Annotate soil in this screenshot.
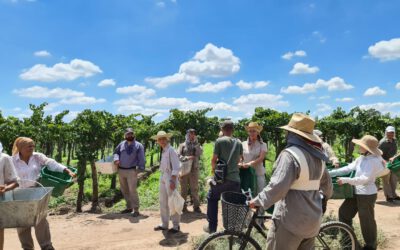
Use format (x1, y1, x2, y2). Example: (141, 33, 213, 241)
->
(4, 190, 400, 250)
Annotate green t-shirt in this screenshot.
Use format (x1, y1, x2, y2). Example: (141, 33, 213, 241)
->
(214, 136, 243, 183)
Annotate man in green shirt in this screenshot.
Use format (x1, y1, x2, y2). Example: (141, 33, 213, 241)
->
(205, 120, 243, 233)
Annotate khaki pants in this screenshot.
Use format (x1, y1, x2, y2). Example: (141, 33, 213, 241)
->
(339, 194, 377, 249)
(0, 228, 4, 250)
(159, 174, 180, 230)
(382, 171, 399, 199)
(180, 167, 200, 209)
(266, 219, 315, 250)
(118, 169, 139, 211)
(17, 217, 53, 250)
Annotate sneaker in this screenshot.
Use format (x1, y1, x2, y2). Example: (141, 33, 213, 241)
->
(120, 208, 133, 214)
(154, 225, 167, 231)
(168, 227, 180, 234)
(193, 207, 202, 213)
(131, 211, 140, 217)
(203, 225, 216, 234)
(386, 198, 395, 203)
(394, 196, 400, 201)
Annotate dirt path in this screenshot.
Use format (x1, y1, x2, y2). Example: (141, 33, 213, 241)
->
(4, 190, 400, 250)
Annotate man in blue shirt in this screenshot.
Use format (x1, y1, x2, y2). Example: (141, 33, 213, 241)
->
(114, 128, 145, 217)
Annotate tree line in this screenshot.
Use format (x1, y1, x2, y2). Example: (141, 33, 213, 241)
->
(0, 103, 399, 211)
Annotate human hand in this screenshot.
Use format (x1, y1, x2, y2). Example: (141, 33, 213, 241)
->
(248, 199, 258, 209)
(334, 162, 340, 168)
(169, 181, 176, 190)
(389, 157, 395, 163)
(0, 185, 5, 195)
(65, 169, 77, 178)
(188, 156, 195, 160)
(337, 178, 344, 186)
(114, 160, 120, 166)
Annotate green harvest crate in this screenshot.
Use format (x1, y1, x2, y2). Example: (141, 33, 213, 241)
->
(329, 164, 355, 199)
(239, 167, 257, 197)
(39, 166, 77, 197)
(387, 158, 400, 178)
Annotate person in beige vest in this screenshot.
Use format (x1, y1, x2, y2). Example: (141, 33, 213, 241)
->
(178, 129, 203, 213)
(249, 113, 333, 250)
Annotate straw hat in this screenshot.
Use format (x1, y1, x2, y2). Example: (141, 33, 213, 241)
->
(280, 113, 321, 143)
(151, 131, 173, 140)
(245, 122, 263, 133)
(352, 135, 382, 156)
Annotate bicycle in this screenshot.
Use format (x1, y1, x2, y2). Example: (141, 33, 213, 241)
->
(198, 191, 358, 250)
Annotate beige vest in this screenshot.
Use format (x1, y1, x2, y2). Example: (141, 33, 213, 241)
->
(285, 146, 324, 191)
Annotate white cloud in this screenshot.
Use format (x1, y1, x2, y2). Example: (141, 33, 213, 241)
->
(312, 31, 327, 43)
(368, 38, 400, 61)
(98, 79, 116, 87)
(59, 96, 106, 105)
(281, 77, 354, 94)
(186, 81, 232, 93)
(336, 97, 354, 102)
(13, 86, 84, 99)
(116, 84, 156, 99)
(396, 82, 400, 90)
(233, 93, 289, 108)
(359, 102, 400, 116)
(20, 59, 102, 82)
(363, 86, 386, 96)
(156, 1, 165, 7)
(43, 103, 60, 112)
(145, 43, 240, 88)
(236, 80, 270, 90)
(282, 50, 306, 60)
(316, 103, 332, 113)
(34, 50, 51, 57)
(289, 62, 319, 75)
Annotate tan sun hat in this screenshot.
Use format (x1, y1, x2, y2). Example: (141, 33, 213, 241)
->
(151, 131, 173, 140)
(280, 113, 321, 143)
(245, 122, 263, 133)
(352, 135, 383, 156)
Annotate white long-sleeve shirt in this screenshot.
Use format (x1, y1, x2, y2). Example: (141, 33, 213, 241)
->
(12, 152, 67, 188)
(159, 145, 180, 177)
(329, 154, 384, 195)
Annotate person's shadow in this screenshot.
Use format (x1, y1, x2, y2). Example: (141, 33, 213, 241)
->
(97, 213, 149, 224)
(376, 200, 400, 207)
(159, 230, 189, 247)
(180, 211, 207, 223)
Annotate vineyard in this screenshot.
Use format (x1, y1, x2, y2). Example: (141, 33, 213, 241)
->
(0, 102, 399, 214)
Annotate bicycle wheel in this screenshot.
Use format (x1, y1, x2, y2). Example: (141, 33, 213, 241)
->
(316, 221, 358, 250)
(198, 231, 262, 250)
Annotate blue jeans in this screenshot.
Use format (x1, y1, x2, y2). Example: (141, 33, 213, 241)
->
(207, 180, 240, 231)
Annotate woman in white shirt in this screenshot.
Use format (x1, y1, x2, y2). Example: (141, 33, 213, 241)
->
(12, 137, 76, 250)
(151, 131, 181, 234)
(329, 135, 384, 250)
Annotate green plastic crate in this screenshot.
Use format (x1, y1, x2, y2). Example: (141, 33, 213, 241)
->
(39, 166, 77, 197)
(239, 167, 257, 197)
(330, 165, 355, 199)
(387, 158, 400, 178)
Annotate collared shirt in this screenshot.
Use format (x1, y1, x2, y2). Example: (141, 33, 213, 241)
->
(253, 148, 333, 238)
(177, 141, 203, 170)
(329, 154, 384, 195)
(0, 153, 18, 185)
(159, 145, 180, 176)
(322, 142, 339, 164)
(379, 138, 398, 161)
(12, 152, 66, 188)
(242, 139, 267, 176)
(113, 140, 146, 170)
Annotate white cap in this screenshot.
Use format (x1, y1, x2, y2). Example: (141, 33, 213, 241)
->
(386, 126, 396, 133)
(313, 129, 323, 137)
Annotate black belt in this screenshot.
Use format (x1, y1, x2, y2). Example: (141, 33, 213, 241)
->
(119, 166, 137, 170)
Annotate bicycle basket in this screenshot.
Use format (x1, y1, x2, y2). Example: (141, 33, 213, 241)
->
(221, 192, 251, 232)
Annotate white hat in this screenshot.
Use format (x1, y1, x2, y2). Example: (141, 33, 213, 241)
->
(386, 126, 395, 133)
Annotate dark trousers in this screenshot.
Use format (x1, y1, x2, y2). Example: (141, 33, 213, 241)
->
(207, 180, 240, 231)
(339, 194, 377, 250)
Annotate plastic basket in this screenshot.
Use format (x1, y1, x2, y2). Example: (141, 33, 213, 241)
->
(39, 166, 77, 197)
(330, 168, 355, 199)
(0, 187, 53, 228)
(387, 159, 400, 178)
(221, 192, 251, 232)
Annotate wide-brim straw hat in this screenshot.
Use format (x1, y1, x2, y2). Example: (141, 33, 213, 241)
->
(352, 135, 382, 156)
(280, 113, 321, 143)
(151, 131, 173, 140)
(245, 122, 263, 133)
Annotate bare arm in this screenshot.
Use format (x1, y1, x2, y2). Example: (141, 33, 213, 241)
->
(211, 154, 218, 174)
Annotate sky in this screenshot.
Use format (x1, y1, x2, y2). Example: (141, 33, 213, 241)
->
(1, 0, 400, 122)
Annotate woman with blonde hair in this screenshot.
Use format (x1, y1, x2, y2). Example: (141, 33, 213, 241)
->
(151, 131, 181, 234)
(330, 135, 384, 250)
(12, 137, 76, 250)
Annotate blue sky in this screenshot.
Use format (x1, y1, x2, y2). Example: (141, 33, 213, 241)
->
(1, 0, 400, 121)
